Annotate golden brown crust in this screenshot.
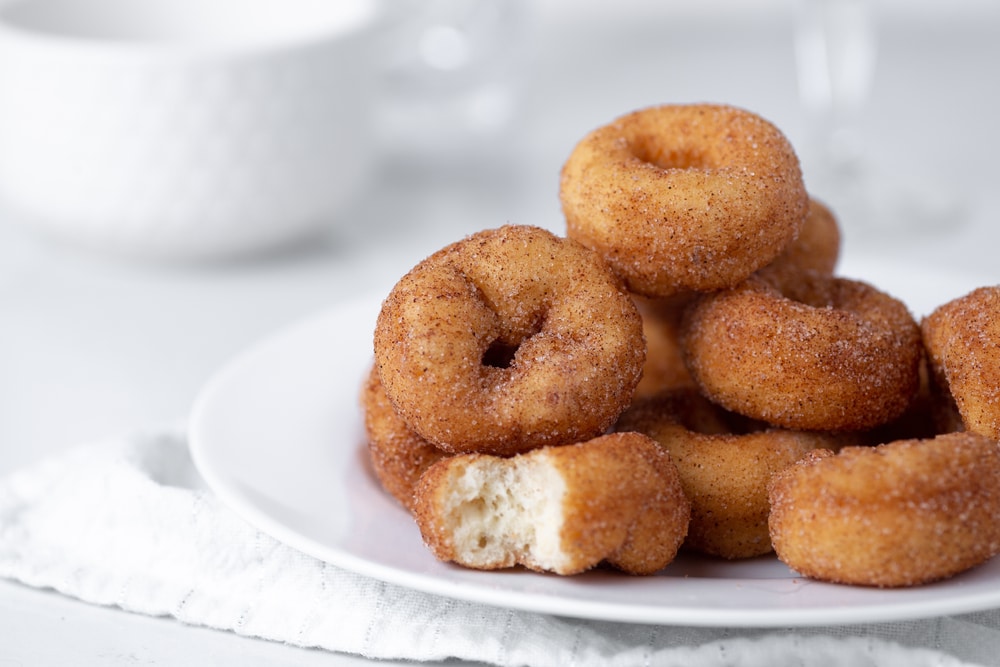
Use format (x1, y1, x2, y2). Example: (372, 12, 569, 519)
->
(858, 355, 955, 446)
(616, 388, 840, 559)
(768, 433, 1000, 587)
(360, 366, 448, 512)
(552, 432, 691, 574)
(412, 432, 690, 575)
(922, 286, 1000, 440)
(681, 272, 922, 431)
(373, 225, 645, 456)
(757, 197, 841, 286)
(631, 293, 698, 399)
(560, 103, 808, 297)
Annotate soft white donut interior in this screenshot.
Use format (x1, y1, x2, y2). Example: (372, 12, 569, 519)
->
(443, 453, 568, 572)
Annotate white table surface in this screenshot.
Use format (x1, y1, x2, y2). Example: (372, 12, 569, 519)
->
(2, 5, 998, 664)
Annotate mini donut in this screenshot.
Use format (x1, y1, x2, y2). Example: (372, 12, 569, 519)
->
(922, 286, 1000, 440)
(632, 292, 697, 399)
(360, 366, 448, 513)
(859, 357, 953, 446)
(374, 225, 645, 456)
(757, 197, 840, 286)
(681, 272, 922, 431)
(412, 432, 691, 575)
(616, 387, 841, 559)
(768, 432, 1000, 587)
(560, 103, 808, 297)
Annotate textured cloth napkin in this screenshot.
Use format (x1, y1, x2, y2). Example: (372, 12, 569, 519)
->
(0, 428, 996, 666)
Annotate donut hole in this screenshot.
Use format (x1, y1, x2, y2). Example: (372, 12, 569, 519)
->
(482, 339, 520, 369)
(481, 312, 546, 369)
(630, 139, 709, 171)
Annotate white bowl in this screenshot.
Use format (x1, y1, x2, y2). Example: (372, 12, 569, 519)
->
(0, 0, 381, 260)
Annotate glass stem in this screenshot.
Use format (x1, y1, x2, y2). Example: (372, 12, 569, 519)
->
(795, 0, 878, 179)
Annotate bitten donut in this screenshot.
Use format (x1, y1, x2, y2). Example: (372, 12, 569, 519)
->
(681, 272, 922, 431)
(616, 387, 841, 559)
(374, 225, 645, 456)
(922, 286, 1000, 440)
(412, 432, 691, 575)
(768, 433, 1000, 587)
(560, 103, 808, 296)
(360, 366, 448, 513)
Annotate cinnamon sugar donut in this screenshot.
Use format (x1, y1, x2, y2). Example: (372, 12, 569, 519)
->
(859, 356, 952, 446)
(768, 432, 1000, 587)
(757, 197, 840, 286)
(374, 225, 645, 456)
(632, 293, 697, 399)
(922, 286, 1000, 440)
(413, 432, 690, 575)
(360, 366, 447, 512)
(560, 103, 808, 297)
(616, 387, 841, 559)
(681, 272, 922, 431)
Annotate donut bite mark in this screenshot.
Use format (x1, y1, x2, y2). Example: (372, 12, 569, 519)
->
(413, 432, 691, 575)
(374, 225, 645, 456)
(560, 103, 808, 297)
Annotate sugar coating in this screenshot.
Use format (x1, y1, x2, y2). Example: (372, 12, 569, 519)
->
(757, 197, 841, 284)
(560, 103, 808, 297)
(373, 225, 645, 456)
(617, 387, 840, 560)
(630, 292, 699, 399)
(922, 285, 1000, 440)
(768, 433, 1000, 587)
(360, 366, 447, 513)
(681, 272, 922, 431)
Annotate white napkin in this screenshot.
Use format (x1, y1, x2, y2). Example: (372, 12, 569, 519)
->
(0, 428, 995, 667)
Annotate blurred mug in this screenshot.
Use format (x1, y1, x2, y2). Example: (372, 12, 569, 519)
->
(0, 0, 381, 260)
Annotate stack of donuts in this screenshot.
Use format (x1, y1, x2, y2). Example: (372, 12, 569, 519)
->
(363, 103, 1000, 587)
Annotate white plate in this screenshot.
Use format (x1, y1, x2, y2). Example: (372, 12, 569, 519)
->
(189, 260, 1000, 627)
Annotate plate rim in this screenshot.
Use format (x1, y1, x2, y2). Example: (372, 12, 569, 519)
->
(189, 272, 1000, 628)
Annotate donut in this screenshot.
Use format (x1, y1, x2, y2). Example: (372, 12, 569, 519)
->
(560, 103, 808, 297)
(681, 272, 922, 431)
(757, 197, 840, 286)
(412, 432, 691, 575)
(859, 357, 953, 446)
(922, 286, 1000, 440)
(360, 366, 448, 512)
(631, 292, 697, 399)
(768, 432, 1000, 587)
(374, 225, 645, 456)
(616, 387, 842, 559)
